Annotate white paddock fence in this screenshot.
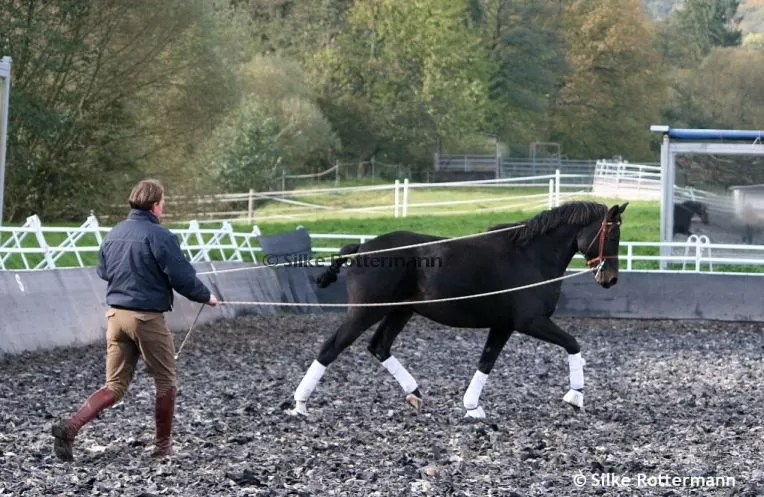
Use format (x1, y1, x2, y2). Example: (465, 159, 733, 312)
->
(157, 159, 741, 224)
(2, 214, 764, 275)
(158, 172, 595, 224)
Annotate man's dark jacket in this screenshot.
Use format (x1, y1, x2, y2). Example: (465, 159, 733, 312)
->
(97, 209, 211, 312)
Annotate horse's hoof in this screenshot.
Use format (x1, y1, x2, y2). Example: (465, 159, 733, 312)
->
(406, 393, 423, 411)
(464, 406, 486, 419)
(288, 401, 309, 417)
(563, 389, 584, 410)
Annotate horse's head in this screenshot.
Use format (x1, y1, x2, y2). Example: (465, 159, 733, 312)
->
(578, 202, 628, 288)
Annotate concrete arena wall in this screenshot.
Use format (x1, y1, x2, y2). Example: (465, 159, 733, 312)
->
(1, 265, 762, 356)
(319, 271, 764, 322)
(555, 272, 764, 322)
(0, 262, 283, 356)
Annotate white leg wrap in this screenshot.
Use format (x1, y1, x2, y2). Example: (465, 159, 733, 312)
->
(568, 353, 585, 390)
(381, 355, 418, 394)
(463, 370, 488, 410)
(294, 360, 326, 402)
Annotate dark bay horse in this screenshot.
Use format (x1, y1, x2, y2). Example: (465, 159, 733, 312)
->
(673, 200, 709, 237)
(289, 201, 628, 418)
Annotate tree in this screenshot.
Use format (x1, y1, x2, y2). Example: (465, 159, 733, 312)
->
(549, 0, 664, 160)
(235, 55, 341, 174)
(201, 100, 284, 193)
(309, 0, 491, 166)
(673, 46, 764, 129)
(655, 0, 742, 67)
(467, 0, 570, 148)
(0, 0, 254, 220)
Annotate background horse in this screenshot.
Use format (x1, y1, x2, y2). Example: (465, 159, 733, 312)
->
(289, 201, 628, 419)
(673, 200, 709, 237)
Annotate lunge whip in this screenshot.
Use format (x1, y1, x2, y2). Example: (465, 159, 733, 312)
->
(174, 303, 206, 360)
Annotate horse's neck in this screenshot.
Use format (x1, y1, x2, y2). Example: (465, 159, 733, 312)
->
(523, 224, 580, 276)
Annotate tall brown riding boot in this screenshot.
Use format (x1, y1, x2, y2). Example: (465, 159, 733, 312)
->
(151, 386, 176, 457)
(51, 386, 117, 461)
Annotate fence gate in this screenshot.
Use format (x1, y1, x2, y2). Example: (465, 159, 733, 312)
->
(651, 124, 764, 270)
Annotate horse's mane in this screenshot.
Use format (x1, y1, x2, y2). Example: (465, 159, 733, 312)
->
(486, 201, 607, 245)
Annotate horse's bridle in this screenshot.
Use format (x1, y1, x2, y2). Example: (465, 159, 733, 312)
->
(584, 216, 620, 271)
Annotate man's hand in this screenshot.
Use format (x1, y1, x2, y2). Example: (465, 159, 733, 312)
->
(208, 295, 219, 306)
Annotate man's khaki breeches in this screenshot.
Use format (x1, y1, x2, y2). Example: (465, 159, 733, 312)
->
(105, 308, 176, 400)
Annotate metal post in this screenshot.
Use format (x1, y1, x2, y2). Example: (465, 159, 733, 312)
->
(247, 188, 254, 225)
(30, 215, 55, 269)
(555, 168, 561, 206)
(0, 56, 12, 227)
(334, 160, 339, 186)
(402, 178, 409, 217)
(659, 134, 673, 270)
(394, 180, 400, 218)
(495, 137, 500, 179)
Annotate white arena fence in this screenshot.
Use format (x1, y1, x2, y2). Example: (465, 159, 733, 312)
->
(592, 159, 738, 216)
(2, 214, 764, 275)
(154, 160, 738, 224)
(156, 171, 604, 224)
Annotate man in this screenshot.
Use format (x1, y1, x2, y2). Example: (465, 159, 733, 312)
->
(52, 179, 218, 461)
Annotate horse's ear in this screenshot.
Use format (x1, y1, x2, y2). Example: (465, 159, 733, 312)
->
(607, 202, 628, 220)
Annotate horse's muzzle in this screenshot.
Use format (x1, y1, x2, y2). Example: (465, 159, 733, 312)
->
(596, 270, 618, 288)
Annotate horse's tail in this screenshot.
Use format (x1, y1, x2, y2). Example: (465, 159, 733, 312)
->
(315, 243, 361, 288)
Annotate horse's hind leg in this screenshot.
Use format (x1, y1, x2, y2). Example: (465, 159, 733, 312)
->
(290, 308, 386, 417)
(463, 327, 513, 419)
(517, 316, 585, 410)
(366, 309, 421, 410)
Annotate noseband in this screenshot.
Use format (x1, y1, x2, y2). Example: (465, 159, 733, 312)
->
(584, 217, 620, 269)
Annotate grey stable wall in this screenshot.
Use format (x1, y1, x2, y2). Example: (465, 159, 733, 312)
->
(1, 265, 762, 356)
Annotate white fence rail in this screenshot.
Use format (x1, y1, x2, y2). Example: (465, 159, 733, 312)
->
(158, 160, 736, 224)
(160, 171, 599, 223)
(2, 215, 764, 274)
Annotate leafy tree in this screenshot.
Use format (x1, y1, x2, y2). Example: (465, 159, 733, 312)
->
(549, 0, 664, 160)
(310, 0, 491, 168)
(202, 100, 284, 193)
(236, 55, 340, 173)
(671, 46, 764, 129)
(655, 0, 742, 67)
(472, 0, 568, 146)
(0, 0, 255, 221)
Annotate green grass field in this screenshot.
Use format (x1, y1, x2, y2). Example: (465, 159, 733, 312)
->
(249, 185, 557, 220)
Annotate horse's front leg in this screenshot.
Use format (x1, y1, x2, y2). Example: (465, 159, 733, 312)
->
(517, 316, 585, 410)
(463, 327, 513, 418)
